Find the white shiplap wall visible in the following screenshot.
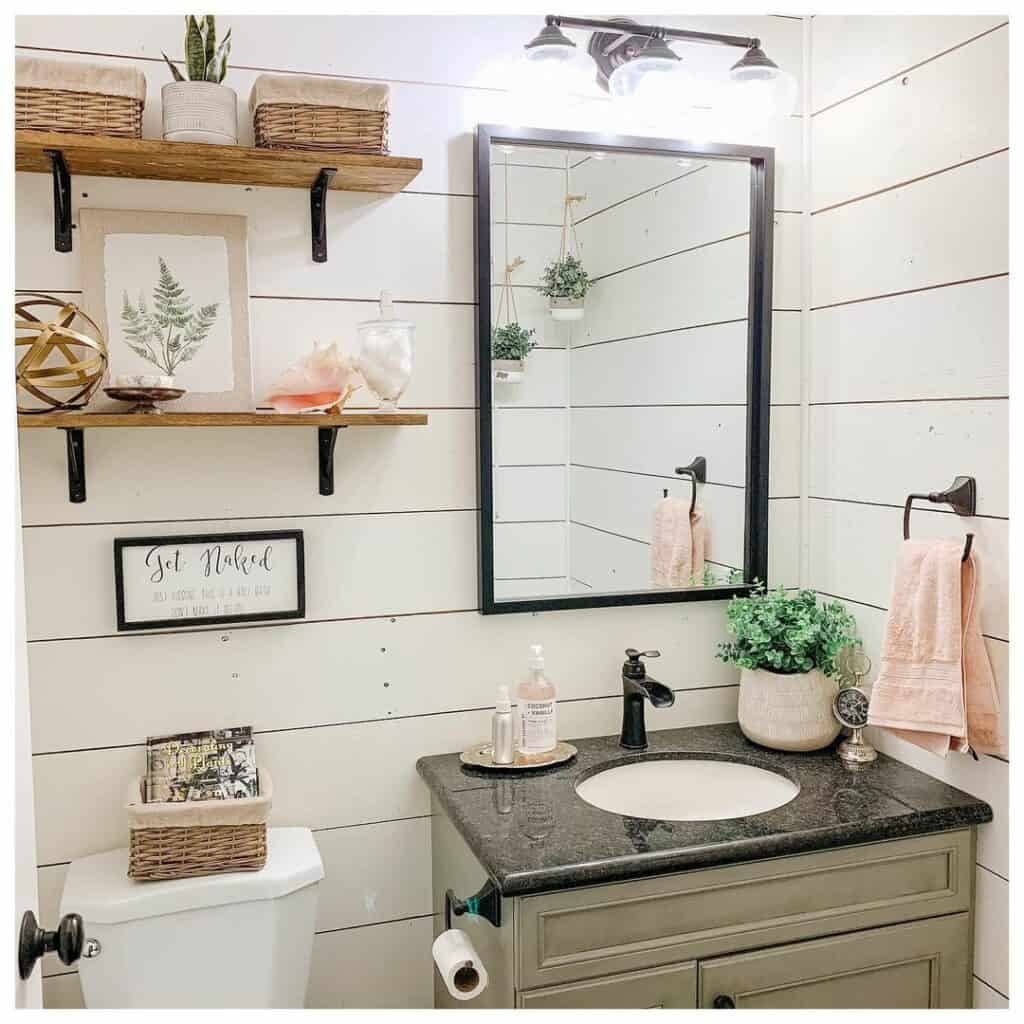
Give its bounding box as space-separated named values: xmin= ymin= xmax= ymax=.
xmin=808 ymin=15 xmax=1009 ymax=1010
xmin=15 ymin=14 xmax=804 ymax=1009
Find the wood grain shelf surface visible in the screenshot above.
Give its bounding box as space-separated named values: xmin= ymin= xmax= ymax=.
xmin=15 ymin=131 xmax=423 ymax=193
xmin=18 ymin=411 xmax=429 ymax=428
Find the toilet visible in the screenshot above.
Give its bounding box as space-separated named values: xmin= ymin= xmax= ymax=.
xmin=60 ymin=827 xmax=324 ymax=1008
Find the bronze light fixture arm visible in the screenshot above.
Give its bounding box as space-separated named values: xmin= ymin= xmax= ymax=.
xmin=543 ymin=14 xmax=759 ymax=51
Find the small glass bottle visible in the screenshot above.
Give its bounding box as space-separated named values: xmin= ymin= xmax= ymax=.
xmin=491 ymin=686 xmax=514 ymax=765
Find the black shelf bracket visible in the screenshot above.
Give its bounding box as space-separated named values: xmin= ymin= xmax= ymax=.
xmin=444 ymin=881 xmax=502 ymax=930
xmin=318 ymin=425 xmax=347 ymax=495
xmin=46 ymin=149 xmax=73 ymax=253
xmin=63 ymin=427 xmax=86 ymax=503
xmin=310 ymin=167 xmax=337 ymax=263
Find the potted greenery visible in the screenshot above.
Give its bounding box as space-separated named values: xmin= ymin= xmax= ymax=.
xmin=717 ymin=587 xmax=858 ymax=751
xmin=161 ymin=16 xmax=236 ymax=144
xmin=540 ymin=252 xmax=591 ymax=321
xmin=492 ymin=322 xmax=536 ymax=383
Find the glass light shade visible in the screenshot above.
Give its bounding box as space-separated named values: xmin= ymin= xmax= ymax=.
xmin=511 ymin=49 xmax=594 ymax=127
xmin=726 ymin=64 xmax=798 ymax=118
xmin=608 ymin=58 xmax=690 ymax=132
xmin=524 ymin=41 xmax=576 ymax=64
xmin=608 ymin=53 xmax=680 ymax=99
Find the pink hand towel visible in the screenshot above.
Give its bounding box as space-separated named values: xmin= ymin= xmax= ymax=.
xmin=867 ymin=539 xmax=1005 ymax=757
xmin=650 ymin=497 xmax=707 ymax=588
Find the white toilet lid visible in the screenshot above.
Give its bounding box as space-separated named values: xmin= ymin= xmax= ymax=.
xmin=61 ymin=827 xmax=324 ymax=925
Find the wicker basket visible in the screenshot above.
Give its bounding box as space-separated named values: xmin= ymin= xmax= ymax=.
xmin=16 ymin=86 xmax=143 ymax=138
xmin=126 ymin=770 xmax=271 ymax=881
xmin=16 ymin=57 xmax=146 ymax=138
xmin=254 ymin=102 xmax=389 ymax=154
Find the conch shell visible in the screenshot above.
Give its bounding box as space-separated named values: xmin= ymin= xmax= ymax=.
xmin=265 ymin=342 xmax=362 ymax=413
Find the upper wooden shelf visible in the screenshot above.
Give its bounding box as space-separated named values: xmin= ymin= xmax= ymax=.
xmin=18 ymin=410 xmax=428 ymax=429
xmin=15 ymin=130 xmax=423 ymax=194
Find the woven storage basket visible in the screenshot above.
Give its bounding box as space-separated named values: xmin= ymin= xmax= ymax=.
xmin=126 ymin=769 xmax=271 ymax=881
xmin=254 ymin=103 xmax=388 ymax=154
xmin=16 ymin=57 xmax=145 ymax=138
xmin=250 ymin=74 xmax=390 ymax=154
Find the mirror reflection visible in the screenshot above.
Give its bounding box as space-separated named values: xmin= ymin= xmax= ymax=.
xmin=488 ymin=141 xmax=755 ymax=605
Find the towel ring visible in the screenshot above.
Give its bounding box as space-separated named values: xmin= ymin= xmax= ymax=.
xmin=902 ymin=475 xmax=976 ymax=562
xmin=674 ymin=456 xmax=707 ymax=517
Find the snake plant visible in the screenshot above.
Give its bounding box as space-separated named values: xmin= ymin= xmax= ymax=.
xmin=162 ymin=16 xmax=232 ymax=83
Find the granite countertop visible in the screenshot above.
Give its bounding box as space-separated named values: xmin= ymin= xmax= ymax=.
xmin=416 ymin=723 xmax=992 ymax=897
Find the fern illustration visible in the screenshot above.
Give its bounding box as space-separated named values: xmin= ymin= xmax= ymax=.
xmin=120 ymin=258 xmax=219 ymax=375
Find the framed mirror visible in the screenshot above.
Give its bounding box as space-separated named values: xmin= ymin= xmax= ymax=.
xmin=476 ymin=125 xmax=774 ymax=614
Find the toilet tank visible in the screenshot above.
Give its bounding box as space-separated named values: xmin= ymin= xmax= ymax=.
xmin=61 ymin=827 xmax=324 ymax=1009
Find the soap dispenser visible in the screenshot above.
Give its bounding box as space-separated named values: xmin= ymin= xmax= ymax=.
xmin=517 ymin=644 xmax=557 ymax=755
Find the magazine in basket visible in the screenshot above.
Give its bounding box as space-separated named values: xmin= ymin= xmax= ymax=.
xmin=145 ymin=726 xmax=259 ymax=803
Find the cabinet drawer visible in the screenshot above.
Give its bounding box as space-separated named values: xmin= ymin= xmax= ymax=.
xmin=698 ymin=913 xmax=970 ymax=1008
xmin=517 ymin=830 xmax=972 ymax=990
xmin=519 ymin=962 xmax=697 ymax=1009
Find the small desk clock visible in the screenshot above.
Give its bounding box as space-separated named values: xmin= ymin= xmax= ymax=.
xmin=833 ymin=647 xmax=877 ymax=766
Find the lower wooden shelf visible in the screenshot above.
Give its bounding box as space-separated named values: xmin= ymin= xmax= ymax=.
xmin=17 ymin=409 xmax=429 ymax=501
xmin=17 ymin=410 xmax=428 ymax=428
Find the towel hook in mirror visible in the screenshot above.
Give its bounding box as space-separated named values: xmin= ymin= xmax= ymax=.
xmin=674 ymin=456 xmax=707 ymax=517
xmin=902 ymin=475 xmax=976 ymax=562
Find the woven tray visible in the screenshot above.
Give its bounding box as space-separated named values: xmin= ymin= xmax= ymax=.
xmin=126 ymin=769 xmax=272 ymax=881
xmin=254 ymin=103 xmax=389 ymax=154
xmin=16 ymin=87 xmax=143 ymax=138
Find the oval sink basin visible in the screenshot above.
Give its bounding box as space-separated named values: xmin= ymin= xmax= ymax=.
xmin=575 ymin=757 xmax=799 ymax=821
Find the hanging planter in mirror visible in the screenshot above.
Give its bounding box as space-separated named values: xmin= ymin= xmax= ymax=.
xmin=542 ymin=188 xmax=591 ymax=321
xmin=492 ymin=321 xmax=535 ymax=384
xmin=492 ymin=255 xmax=534 ymax=384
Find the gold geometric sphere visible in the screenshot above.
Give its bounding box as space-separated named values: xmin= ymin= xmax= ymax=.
xmin=15 ymin=294 xmax=108 ymax=413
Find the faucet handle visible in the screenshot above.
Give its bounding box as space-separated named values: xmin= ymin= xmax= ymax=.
xmin=623 ymin=649 xmax=660 ymax=679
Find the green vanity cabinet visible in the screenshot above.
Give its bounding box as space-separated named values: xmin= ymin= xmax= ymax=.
xmin=431 ymin=808 xmax=976 ymax=1010
xmin=519 ymin=963 xmax=698 ymax=1009
xmin=697 ymin=915 xmax=970 ymax=1009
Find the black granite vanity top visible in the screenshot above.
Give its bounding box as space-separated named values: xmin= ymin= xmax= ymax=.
xmin=416 ymin=723 xmax=992 ymax=897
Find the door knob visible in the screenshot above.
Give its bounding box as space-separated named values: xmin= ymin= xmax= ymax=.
xmin=18 ymin=910 xmax=99 ymax=980
xmin=712 ymin=994 xmax=736 ymax=1009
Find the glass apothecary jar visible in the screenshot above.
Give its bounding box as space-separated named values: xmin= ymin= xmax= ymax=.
xmin=356 ymin=291 xmax=414 ymax=411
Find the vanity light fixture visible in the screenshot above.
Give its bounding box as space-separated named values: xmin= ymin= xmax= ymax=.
xmin=522 ymin=15 xmax=797 ymax=117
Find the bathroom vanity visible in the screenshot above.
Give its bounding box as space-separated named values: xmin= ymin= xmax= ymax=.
xmin=417 ymin=724 xmax=991 ymax=1009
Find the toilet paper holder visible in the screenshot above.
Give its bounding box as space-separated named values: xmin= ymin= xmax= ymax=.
xmin=444 ymin=881 xmax=502 ymax=929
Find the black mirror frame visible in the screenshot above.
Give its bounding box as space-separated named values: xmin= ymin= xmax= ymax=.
xmin=476 ymin=124 xmax=774 ymax=615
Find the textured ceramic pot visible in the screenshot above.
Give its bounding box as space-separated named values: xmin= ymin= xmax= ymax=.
xmin=737 ymin=668 xmax=841 ymax=752
xmin=548 ymin=297 xmax=584 ymax=321
xmin=162 ymin=82 xmax=238 ymax=144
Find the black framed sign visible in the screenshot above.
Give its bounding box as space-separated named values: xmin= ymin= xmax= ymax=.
xmin=114 ymin=530 xmax=305 ymax=631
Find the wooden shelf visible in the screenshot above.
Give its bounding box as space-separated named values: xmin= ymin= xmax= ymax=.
xmin=18 ymin=411 xmax=429 ymax=429
xmin=19 ymin=410 xmax=428 ymax=502
xmin=15 ymin=130 xmax=423 ymax=194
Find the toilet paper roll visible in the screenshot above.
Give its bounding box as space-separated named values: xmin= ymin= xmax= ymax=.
xmin=432 ymin=928 xmax=489 ymax=1001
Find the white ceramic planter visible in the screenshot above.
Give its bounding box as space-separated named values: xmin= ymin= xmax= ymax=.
xmin=162 ymin=82 xmax=238 ymax=144
xmin=737 ymin=667 xmax=841 ymax=752
xmin=492 ymin=358 xmax=525 ymax=383
xmin=548 ymin=297 xmax=584 ymax=321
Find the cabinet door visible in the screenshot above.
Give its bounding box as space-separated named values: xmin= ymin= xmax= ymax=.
xmin=519 ymin=962 xmax=697 ymax=1009
xmin=698 ymin=914 xmax=970 ymax=1009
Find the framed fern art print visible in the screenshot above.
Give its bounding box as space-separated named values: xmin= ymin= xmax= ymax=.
xmin=81 ymin=209 xmax=253 ymax=411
